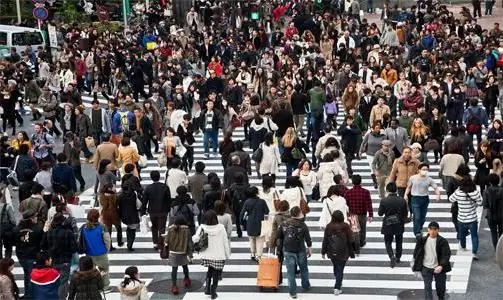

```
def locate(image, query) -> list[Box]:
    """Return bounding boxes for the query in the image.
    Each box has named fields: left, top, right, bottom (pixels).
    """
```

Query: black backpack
left=283, top=225, right=301, bottom=245
left=328, top=233, right=348, bottom=260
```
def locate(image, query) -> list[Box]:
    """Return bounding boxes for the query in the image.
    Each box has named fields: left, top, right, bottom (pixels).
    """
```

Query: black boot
left=126, top=228, right=136, bottom=252
left=204, top=276, right=211, bottom=295
left=211, top=270, right=220, bottom=299
left=371, top=174, right=378, bottom=189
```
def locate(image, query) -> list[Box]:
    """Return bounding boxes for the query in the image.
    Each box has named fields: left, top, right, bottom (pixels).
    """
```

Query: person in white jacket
left=281, top=176, right=306, bottom=210
left=193, top=210, right=231, bottom=298
left=319, top=186, right=349, bottom=228
left=317, top=153, right=347, bottom=198
left=259, top=133, right=281, bottom=178
left=118, top=266, right=148, bottom=300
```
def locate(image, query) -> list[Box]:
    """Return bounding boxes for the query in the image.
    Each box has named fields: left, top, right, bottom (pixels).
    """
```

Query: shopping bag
left=85, top=136, right=95, bottom=148
left=140, top=215, right=150, bottom=234
left=139, top=155, right=148, bottom=168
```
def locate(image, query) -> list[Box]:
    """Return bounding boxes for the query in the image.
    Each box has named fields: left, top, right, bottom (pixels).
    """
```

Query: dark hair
left=235, top=172, right=245, bottom=184
left=234, top=140, right=244, bottom=150
left=195, top=161, right=205, bottom=173
left=150, top=170, right=160, bottom=182
left=264, top=132, right=274, bottom=146
left=124, top=163, right=135, bottom=174
left=204, top=210, right=218, bottom=225
left=86, top=209, right=100, bottom=223
left=459, top=175, right=476, bottom=193
left=51, top=213, right=66, bottom=228
left=386, top=182, right=397, bottom=193
left=35, top=251, right=51, bottom=267
left=331, top=210, right=345, bottom=223
left=19, top=143, right=30, bottom=155
left=261, top=174, right=275, bottom=192
left=209, top=176, right=221, bottom=190
left=57, top=153, right=67, bottom=162
left=79, top=256, right=94, bottom=272
left=245, top=186, right=259, bottom=198
left=176, top=185, right=188, bottom=195
left=278, top=200, right=290, bottom=212
left=487, top=173, right=500, bottom=186
left=102, top=132, right=111, bottom=142
left=98, top=159, right=112, bottom=175
left=121, top=137, right=131, bottom=147
left=418, top=163, right=430, bottom=169
left=214, top=200, right=227, bottom=215
left=327, top=185, right=343, bottom=197
left=325, top=137, right=340, bottom=149
left=170, top=157, right=181, bottom=168
left=290, top=206, right=301, bottom=217
left=0, top=258, right=17, bottom=295
left=285, top=176, right=303, bottom=189
left=351, top=174, right=362, bottom=185
left=121, top=266, right=141, bottom=288
left=31, top=182, right=44, bottom=195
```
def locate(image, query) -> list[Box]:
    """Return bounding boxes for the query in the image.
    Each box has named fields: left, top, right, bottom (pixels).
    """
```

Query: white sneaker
left=473, top=253, right=479, bottom=260
left=458, top=244, right=467, bottom=251
left=334, top=289, right=342, bottom=295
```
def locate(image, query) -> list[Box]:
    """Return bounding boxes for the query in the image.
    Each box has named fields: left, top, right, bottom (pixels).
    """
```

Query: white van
left=0, top=25, right=45, bottom=57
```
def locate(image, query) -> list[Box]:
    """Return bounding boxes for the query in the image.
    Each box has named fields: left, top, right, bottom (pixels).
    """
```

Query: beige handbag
left=85, top=136, right=95, bottom=148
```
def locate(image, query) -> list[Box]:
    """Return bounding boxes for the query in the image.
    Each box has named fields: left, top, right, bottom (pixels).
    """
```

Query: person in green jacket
left=308, top=81, right=326, bottom=141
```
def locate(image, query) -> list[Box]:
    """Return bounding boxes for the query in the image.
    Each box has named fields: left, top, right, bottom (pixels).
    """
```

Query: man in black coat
left=223, top=156, right=249, bottom=189
left=227, top=140, right=252, bottom=176
left=141, top=171, right=171, bottom=250
left=337, top=115, right=361, bottom=176
left=359, top=88, right=376, bottom=126
left=412, top=221, right=452, bottom=300
left=378, top=182, right=409, bottom=268
left=133, top=108, right=154, bottom=159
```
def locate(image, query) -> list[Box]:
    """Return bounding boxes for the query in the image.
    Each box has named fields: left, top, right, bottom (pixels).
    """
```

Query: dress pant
left=384, top=233, right=403, bottom=259
left=150, top=214, right=168, bottom=246
left=421, top=267, right=446, bottom=300
left=357, top=214, right=367, bottom=247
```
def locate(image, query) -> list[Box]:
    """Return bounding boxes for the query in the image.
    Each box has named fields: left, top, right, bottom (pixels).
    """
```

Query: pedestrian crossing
left=14, top=92, right=485, bottom=299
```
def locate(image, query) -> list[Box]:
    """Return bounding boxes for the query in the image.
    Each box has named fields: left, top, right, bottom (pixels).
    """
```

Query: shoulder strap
left=325, top=198, right=332, bottom=216
left=13, top=155, right=20, bottom=171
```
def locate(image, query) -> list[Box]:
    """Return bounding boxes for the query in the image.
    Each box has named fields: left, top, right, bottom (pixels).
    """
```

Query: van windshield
left=12, top=31, right=43, bottom=46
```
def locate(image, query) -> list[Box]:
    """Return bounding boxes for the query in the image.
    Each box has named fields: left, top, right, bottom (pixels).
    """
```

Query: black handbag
left=0, top=204, right=15, bottom=242
left=383, top=214, right=401, bottom=226
left=312, top=184, right=320, bottom=201
left=252, top=144, right=263, bottom=162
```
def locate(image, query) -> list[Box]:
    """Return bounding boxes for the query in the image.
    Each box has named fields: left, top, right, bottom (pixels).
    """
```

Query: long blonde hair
left=410, top=118, right=427, bottom=139
left=282, top=127, right=297, bottom=148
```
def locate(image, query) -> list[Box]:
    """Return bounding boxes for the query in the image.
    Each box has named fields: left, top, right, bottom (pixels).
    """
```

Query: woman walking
left=474, top=140, right=494, bottom=194
left=0, top=258, right=18, bottom=300
left=78, top=209, right=111, bottom=291
left=240, top=187, right=270, bottom=261
left=319, top=186, right=349, bottom=228
left=321, top=210, right=355, bottom=296
left=378, top=182, right=408, bottom=268
left=268, top=200, right=290, bottom=285
left=118, top=184, right=140, bottom=252
left=99, top=183, right=123, bottom=251
left=449, top=176, right=483, bottom=259
left=165, top=215, right=193, bottom=295
left=293, top=160, right=317, bottom=203
left=281, top=127, right=309, bottom=176
left=259, top=133, right=281, bottom=180
left=68, top=256, right=105, bottom=299
left=193, top=210, right=231, bottom=299
left=118, top=266, right=148, bottom=300
left=169, top=186, right=199, bottom=236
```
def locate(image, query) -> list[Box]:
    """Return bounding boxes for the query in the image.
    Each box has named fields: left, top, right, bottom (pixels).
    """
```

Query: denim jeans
left=284, top=251, right=310, bottom=296
left=421, top=267, right=446, bottom=300
left=458, top=221, right=479, bottom=254
left=19, top=259, right=34, bottom=297
left=330, top=259, right=346, bottom=290
left=286, top=163, right=296, bottom=177
left=203, top=130, right=218, bottom=155
left=411, top=196, right=430, bottom=236
left=54, top=262, right=71, bottom=299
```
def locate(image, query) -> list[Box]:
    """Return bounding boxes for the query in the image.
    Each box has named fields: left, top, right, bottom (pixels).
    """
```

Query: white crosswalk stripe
left=15, top=93, right=487, bottom=299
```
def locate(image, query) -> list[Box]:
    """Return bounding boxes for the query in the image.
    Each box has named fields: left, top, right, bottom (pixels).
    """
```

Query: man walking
left=344, top=175, right=373, bottom=248
left=389, top=147, right=420, bottom=198
left=412, top=221, right=451, bottom=300
left=141, top=171, right=171, bottom=251
left=372, top=140, right=395, bottom=199
left=277, top=206, right=312, bottom=299
left=200, top=100, right=222, bottom=159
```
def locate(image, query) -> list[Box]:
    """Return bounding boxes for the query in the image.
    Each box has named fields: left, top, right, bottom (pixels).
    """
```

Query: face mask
left=419, top=170, right=428, bottom=176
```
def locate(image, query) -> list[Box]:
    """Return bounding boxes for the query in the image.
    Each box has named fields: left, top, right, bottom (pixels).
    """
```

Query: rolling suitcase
left=257, top=253, right=280, bottom=291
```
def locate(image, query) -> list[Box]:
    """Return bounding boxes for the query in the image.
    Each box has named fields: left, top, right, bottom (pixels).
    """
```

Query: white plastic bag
left=140, top=215, right=150, bottom=234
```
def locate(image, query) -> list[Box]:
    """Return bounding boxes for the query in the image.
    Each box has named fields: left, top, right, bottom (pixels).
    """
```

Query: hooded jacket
left=192, top=224, right=231, bottom=261
left=68, top=269, right=104, bottom=300
left=277, top=217, right=312, bottom=254
left=30, top=266, right=60, bottom=300
left=119, top=279, right=148, bottom=300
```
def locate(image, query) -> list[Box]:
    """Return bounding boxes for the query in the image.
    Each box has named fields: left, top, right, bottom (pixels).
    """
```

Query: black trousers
left=357, top=215, right=367, bottom=247
left=421, top=267, right=446, bottom=300
left=384, top=233, right=403, bottom=259
left=45, top=116, right=62, bottom=136
left=150, top=215, right=167, bottom=246
left=72, top=165, right=86, bottom=190
left=2, top=113, right=16, bottom=135
left=171, top=265, right=189, bottom=282
left=205, top=267, right=221, bottom=295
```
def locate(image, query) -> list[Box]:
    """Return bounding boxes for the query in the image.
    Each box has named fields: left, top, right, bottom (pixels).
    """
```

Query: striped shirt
left=449, top=189, right=482, bottom=223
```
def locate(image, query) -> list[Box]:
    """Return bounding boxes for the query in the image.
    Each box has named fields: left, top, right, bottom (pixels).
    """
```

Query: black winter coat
left=68, top=269, right=104, bottom=300
left=412, top=234, right=452, bottom=273
left=118, top=190, right=140, bottom=225
left=142, top=182, right=171, bottom=216
left=378, top=194, right=409, bottom=235
left=239, top=196, right=269, bottom=237
left=483, top=186, right=503, bottom=226
left=321, top=221, right=355, bottom=261
left=13, top=221, right=44, bottom=260
left=41, top=224, right=78, bottom=264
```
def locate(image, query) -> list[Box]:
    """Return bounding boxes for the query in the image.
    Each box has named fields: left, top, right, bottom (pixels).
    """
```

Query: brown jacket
left=20, top=195, right=48, bottom=228
left=93, top=142, right=120, bottom=171
left=268, top=212, right=290, bottom=249
left=99, top=193, right=120, bottom=227
left=388, top=157, right=420, bottom=188
left=164, top=225, right=193, bottom=258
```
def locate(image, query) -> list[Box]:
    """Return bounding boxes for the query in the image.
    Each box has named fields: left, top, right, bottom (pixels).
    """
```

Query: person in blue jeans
left=199, top=100, right=222, bottom=159
left=12, top=209, right=44, bottom=298
left=449, top=176, right=483, bottom=259
left=404, top=163, right=441, bottom=236
left=277, top=206, right=312, bottom=299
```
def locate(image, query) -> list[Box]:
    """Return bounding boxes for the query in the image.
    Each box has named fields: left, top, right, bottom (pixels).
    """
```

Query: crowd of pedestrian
left=0, top=0, right=503, bottom=299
